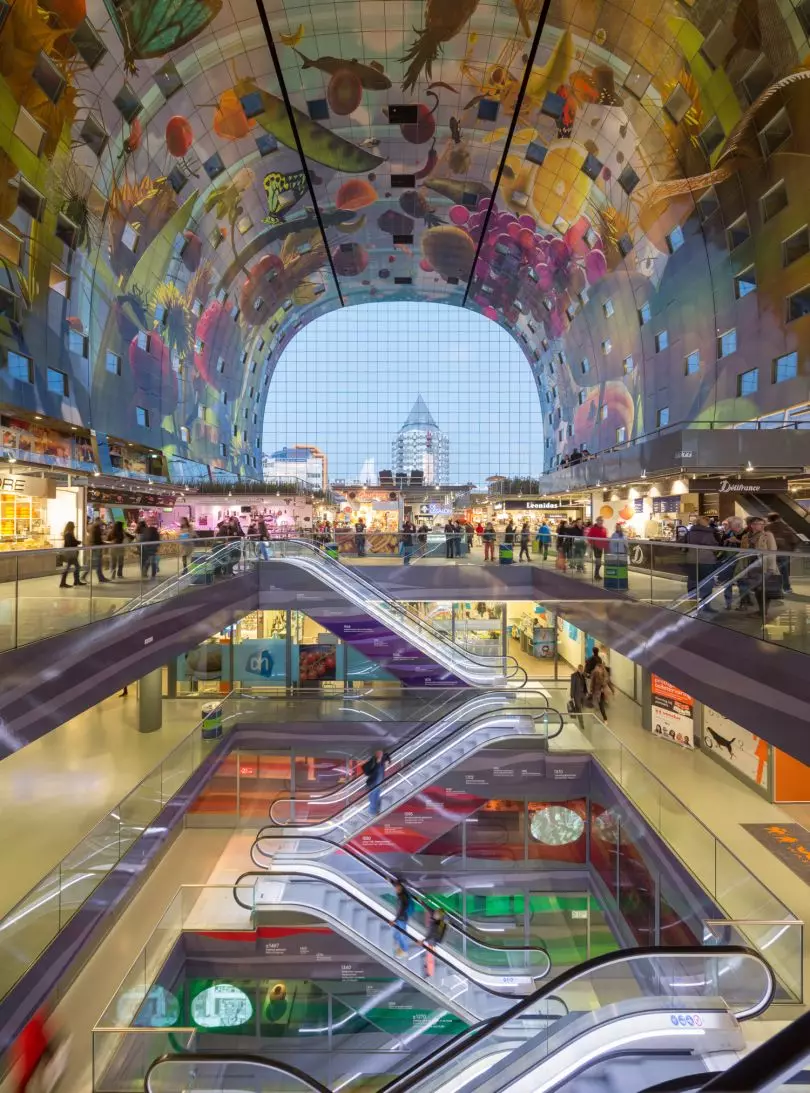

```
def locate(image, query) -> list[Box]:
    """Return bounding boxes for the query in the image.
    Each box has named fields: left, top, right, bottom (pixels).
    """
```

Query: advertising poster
left=297, top=643, right=337, bottom=686
left=651, top=674, right=694, bottom=749
left=702, top=706, right=769, bottom=789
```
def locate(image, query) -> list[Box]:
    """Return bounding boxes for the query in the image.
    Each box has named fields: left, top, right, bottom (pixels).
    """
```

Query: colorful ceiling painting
left=0, top=0, right=808, bottom=477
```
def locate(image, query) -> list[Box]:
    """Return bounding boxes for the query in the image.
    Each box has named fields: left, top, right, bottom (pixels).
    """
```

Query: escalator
left=262, top=702, right=562, bottom=842
left=143, top=945, right=774, bottom=1093
left=734, top=493, right=810, bottom=543
left=257, top=538, right=528, bottom=687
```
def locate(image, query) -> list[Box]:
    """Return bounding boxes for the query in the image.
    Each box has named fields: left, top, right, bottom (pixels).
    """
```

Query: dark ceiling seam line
left=461, top=0, right=553, bottom=309
left=253, top=0, right=345, bottom=307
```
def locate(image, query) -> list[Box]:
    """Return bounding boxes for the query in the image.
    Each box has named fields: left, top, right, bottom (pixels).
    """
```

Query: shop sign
left=651, top=674, right=694, bottom=749
left=418, top=503, right=451, bottom=515
left=689, top=477, right=788, bottom=493
left=0, top=475, right=54, bottom=497
left=702, top=707, right=769, bottom=788
left=494, top=499, right=571, bottom=510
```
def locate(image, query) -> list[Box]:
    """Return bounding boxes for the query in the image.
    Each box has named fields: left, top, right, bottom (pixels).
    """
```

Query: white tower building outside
left=392, top=397, right=450, bottom=485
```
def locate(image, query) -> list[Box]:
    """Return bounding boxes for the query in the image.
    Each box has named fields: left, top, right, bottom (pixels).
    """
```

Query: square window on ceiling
left=32, top=51, right=65, bottom=103
left=697, top=186, right=719, bottom=221
left=601, top=338, right=612, bottom=354
left=603, top=299, right=614, bottom=318
left=773, top=351, right=798, bottom=383
left=783, top=226, right=810, bottom=266
left=623, top=355, right=634, bottom=374
left=46, top=367, right=68, bottom=396
left=759, top=107, right=791, bottom=157
left=240, top=91, right=264, bottom=119
left=699, top=117, right=725, bottom=157
left=666, top=225, right=685, bottom=252
left=0, top=285, right=20, bottom=323
left=741, top=54, right=774, bottom=104
left=624, top=61, right=652, bottom=99
left=541, top=91, right=565, bottom=119
left=734, top=265, right=757, bottom=298
left=638, top=301, right=652, bottom=325
left=202, top=151, right=225, bottom=180
left=761, top=180, right=788, bottom=222
left=737, top=367, right=759, bottom=396
left=581, top=153, right=602, bottom=180
left=585, top=227, right=599, bottom=248
left=80, top=113, right=108, bottom=156
left=49, top=265, right=70, bottom=298
left=154, top=59, right=183, bottom=100
left=618, top=233, right=633, bottom=256
left=113, top=82, right=142, bottom=123
left=237, top=215, right=252, bottom=235
left=477, top=98, right=499, bottom=121
left=0, top=225, right=22, bottom=264
left=256, top=132, right=278, bottom=156
left=106, top=351, right=122, bottom=375
left=209, top=226, right=223, bottom=249
left=655, top=329, right=669, bottom=352
left=56, top=213, right=79, bottom=250
left=461, top=189, right=480, bottom=209
left=167, top=165, right=187, bottom=193
left=525, top=141, right=548, bottom=167
left=657, top=407, right=670, bottom=428
left=581, top=357, right=590, bottom=374
left=726, top=213, right=750, bottom=250
left=787, top=285, right=810, bottom=322
left=685, top=350, right=700, bottom=375
left=13, top=108, right=45, bottom=156
left=307, top=98, right=330, bottom=121
left=718, top=327, right=737, bottom=356
left=795, top=0, right=810, bottom=36
left=553, top=215, right=569, bottom=234
left=71, top=19, right=106, bottom=68
left=5, top=349, right=32, bottom=381
left=17, top=178, right=45, bottom=221
left=664, top=84, right=692, bottom=124
left=618, top=164, right=640, bottom=195
left=121, top=223, right=139, bottom=252
left=700, top=21, right=735, bottom=68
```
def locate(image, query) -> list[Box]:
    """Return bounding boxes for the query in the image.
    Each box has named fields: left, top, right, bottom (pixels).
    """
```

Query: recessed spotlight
left=8, top=456, right=16, bottom=464
left=746, top=461, right=754, bottom=472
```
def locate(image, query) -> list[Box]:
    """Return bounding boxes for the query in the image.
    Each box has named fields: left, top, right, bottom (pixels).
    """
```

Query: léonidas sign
left=690, top=477, right=789, bottom=493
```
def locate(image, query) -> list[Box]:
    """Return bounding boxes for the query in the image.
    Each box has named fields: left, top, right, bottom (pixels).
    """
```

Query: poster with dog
left=702, top=707, right=769, bottom=788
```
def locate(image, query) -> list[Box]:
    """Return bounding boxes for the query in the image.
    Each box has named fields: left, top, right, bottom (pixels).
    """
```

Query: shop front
left=0, top=472, right=85, bottom=575
left=333, top=493, right=401, bottom=555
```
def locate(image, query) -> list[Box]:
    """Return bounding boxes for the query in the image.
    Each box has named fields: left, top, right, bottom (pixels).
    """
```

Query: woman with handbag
left=746, top=517, right=780, bottom=619
left=58, top=522, right=84, bottom=588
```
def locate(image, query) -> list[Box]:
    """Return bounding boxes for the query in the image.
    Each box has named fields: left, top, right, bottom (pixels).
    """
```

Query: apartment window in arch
left=684, top=350, right=700, bottom=375
left=657, top=407, right=670, bottom=427
left=135, top=406, right=150, bottom=428
left=787, top=285, right=810, bottom=322
left=46, top=367, right=68, bottom=396
left=655, top=329, right=668, bottom=352
left=734, top=266, right=757, bottom=299
left=737, top=368, right=759, bottom=396
left=717, top=328, right=737, bottom=357
left=616, top=426, right=627, bottom=443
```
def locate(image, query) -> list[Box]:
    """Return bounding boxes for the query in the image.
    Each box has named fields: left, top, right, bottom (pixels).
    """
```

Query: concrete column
left=137, top=668, right=163, bottom=734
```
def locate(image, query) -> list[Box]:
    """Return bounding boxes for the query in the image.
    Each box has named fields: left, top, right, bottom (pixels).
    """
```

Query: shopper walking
left=107, top=519, right=131, bottom=579
left=684, top=515, right=720, bottom=609
left=401, top=519, right=416, bottom=565
left=767, top=513, right=799, bottom=593
left=716, top=518, right=744, bottom=609
left=504, top=520, right=516, bottom=550
left=257, top=518, right=270, bottom=561
left=518, top=520, right=531, bottom=562
left=391, top=879, right=413, bottom=957
left=584, top=645, right=603, bottom=680
left=536, top=520, right=551, bottom=561
left=465, top=522, right=474, bottom=554
left=178, top=516, right=194, bottom=574
left=590, top=661, right=615, bottom=724
left=363, top=748, right=390, bottom=816
left=569, top=519, right=586, bottom=572
left=483, top=522, right=496, bottom=563
left=58, top=522, right=83, bottom=588
left=453, top=519, right=464, bottom=558
left=587, top=517, right=608, bottom=580
left=423, top=907, right=447, bottom=977
left=569, top=664, right=588, bottom=719
left=747, top=517, right=780, bottom=619
left=88, top=517, right=110, bottom=584
left=417, top=523, right=428, bottom=556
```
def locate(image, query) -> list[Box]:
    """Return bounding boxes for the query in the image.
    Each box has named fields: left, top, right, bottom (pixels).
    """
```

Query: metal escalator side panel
left=144, top=1053, right=333, bottom=1093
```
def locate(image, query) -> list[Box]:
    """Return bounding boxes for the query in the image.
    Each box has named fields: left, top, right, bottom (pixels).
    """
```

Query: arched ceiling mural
left=0, top=0, right=809, bottom=478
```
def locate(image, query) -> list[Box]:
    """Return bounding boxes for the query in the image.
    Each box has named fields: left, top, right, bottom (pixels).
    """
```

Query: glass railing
left=0, top=699, right=242, bottom=1009
left=572, top=711, right=803, bottom=1002
left=267, top=693, right=556, bottom=827
left=141, top=945, right=774, bottom=1093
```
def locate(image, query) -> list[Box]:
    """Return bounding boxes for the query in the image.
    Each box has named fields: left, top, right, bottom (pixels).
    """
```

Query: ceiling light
left=8, top=456, right=16, bottom=464
left=746, top=461, right=754, bottom=472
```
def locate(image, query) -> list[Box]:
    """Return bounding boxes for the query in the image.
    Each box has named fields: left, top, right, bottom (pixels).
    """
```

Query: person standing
left=604, top=523, right=630, bottom=591
left=444, top=519, right=455, bottom=559
left=453, top=519, right=464, bottom=558
left=536, top=520, right=551, bottom=561
left=401, top=519, right=416, bottom=565
left=391, top=879, right=413, bottom=957
left=108, top=519, right=132, bottom=579
left=465, top=522, right=474, bottom=553
left=58, top=522, right=83, bottom=588
left=587, top=517, right=608, bottom=580
left=178, top=516, right=193, bottom=574
left=146, top=523, right=161, bottom=579
left=584, top=645, right=603, bottom=679
left=504, top=520, right=516, bottom=550
left=767, top=512, right=799, bottom=593
left=518, top=520, right=531, bottom=562
left=482, top=522, right=496, bottom=562
left=590, top=660, right=615, bottom=724
left=257, top=518, right=270, bottom=561
left=363, top=748, right=390, bottom=816
left=354, top=517, right=366, bottom=558
left=569, top=519, right=586, bottom=572
left=716, top=517, right=743, bottom=609
left=417, top=523, right=428, bottom=556
left=569, top=664, right=588, bottom=719
left=423, top=907, right=447, bottom=977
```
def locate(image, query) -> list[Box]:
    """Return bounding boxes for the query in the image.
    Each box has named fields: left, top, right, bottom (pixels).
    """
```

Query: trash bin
left=201, top=702, right=223, bottom=740
left=499, top=543, right=513, bottom=565
left=325, top=542, right=339, bottom=560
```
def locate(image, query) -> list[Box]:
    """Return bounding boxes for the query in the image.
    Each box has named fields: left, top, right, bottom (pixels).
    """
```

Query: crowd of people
left=569, top=645, right=616, bottom=725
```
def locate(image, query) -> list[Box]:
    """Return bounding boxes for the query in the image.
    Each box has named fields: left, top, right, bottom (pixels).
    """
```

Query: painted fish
left=424, top=178, right=492, bottom=202
left=294, top=50, right=391, bottom=90
left=253, top=87, right=386, bottom=173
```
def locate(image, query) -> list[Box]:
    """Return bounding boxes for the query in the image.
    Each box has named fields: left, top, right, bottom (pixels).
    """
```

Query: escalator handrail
left=373, top=944, right=775, bottom=1093
left=250, top=834, right=552, bottom=970
left=268, top=537, right=528, bottom=682
left=692, top=1006, right=810, bottom=1091
left=265, top=704, right=562, bottom=826
left=144, top=1053, right=333, bottom=1093
left=120, top=537, right=240, bottom=614
left=233, top=868, right=545, bottom=998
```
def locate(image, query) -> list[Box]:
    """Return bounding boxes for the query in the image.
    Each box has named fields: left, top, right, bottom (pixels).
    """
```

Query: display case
left=0, top=492, right=49, bottom=550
